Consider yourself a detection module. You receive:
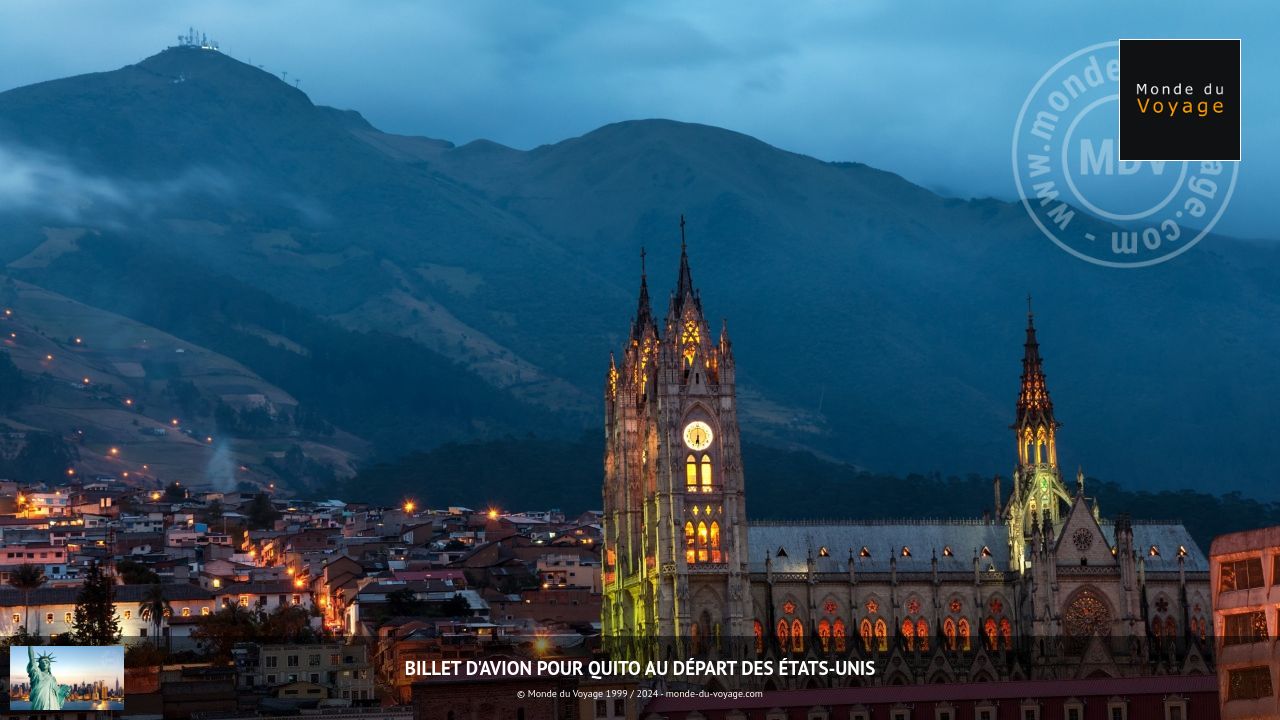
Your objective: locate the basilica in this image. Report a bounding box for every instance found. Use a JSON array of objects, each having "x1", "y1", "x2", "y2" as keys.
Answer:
[{"x1": 601, "y1": 225, "x2": 1212, "y2": 684}]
